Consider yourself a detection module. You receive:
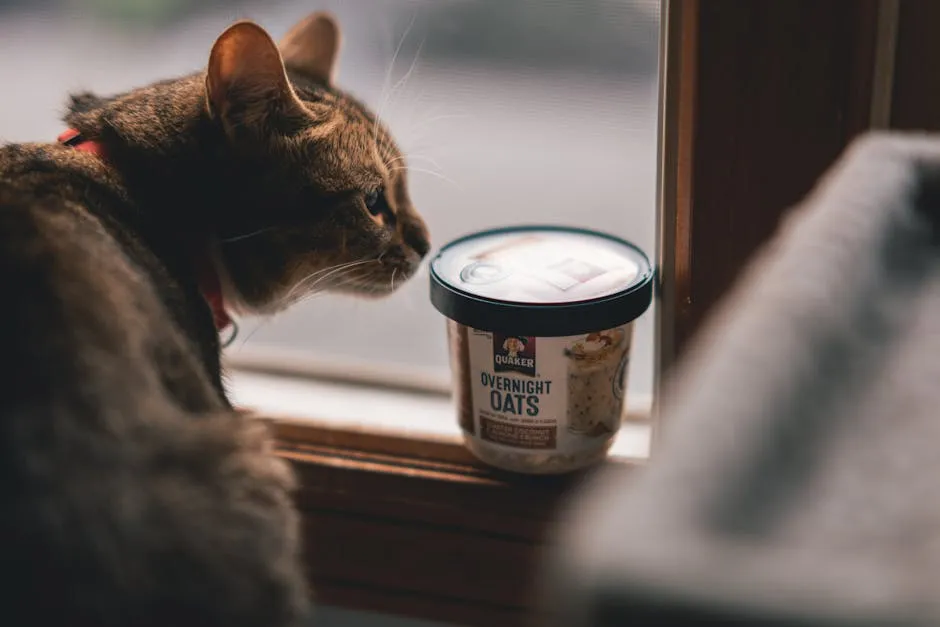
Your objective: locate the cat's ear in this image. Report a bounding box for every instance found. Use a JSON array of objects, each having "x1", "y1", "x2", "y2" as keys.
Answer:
[
  {"x1": 279, "y1": 12, "x2": 342, "y2": 85},
  {"x1": 206, "y1": 21, "x2": 308, "y2": 137}
]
